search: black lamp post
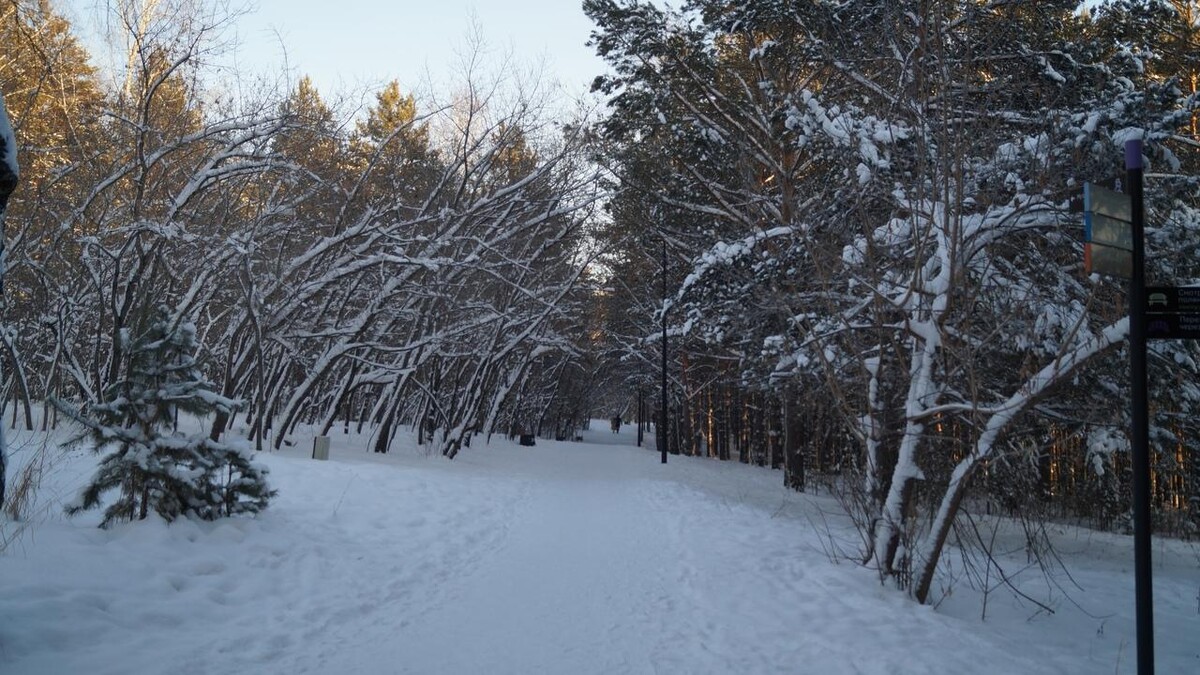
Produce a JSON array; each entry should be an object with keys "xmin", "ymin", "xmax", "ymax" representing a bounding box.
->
[
  {"xmin": 636, "ymin": 387, "xmax": 643, "ymax": 447},
  {"xmin": 660, "ymin": 237, "xmax": 668, "ymax": 464}
]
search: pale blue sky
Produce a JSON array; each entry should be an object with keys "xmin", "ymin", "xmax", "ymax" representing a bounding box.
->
[
  {"xmin": 231, "ymin": 0, "xmax": 606, "ymax": 96},
  {"xmin": 64, "ymin": 0, "xmax": 607, "ymax": 105}
]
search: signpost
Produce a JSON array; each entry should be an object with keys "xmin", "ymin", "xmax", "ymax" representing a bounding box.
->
[
  {"xmin": 1125, "ymin": 140, "xmax": 1154, "ymax": 675},
  {"xmin": 1081, "ymin": 145, "xmax": 1155, "ymax": 675}
]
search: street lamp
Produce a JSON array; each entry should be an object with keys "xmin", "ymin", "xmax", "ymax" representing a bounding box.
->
[
  {"xmin": 660, "ymin": 236, "xmax": 668, "ymax": 464},
  {"xmin": 636, "ymin": 387, "xmax": 643, "ymax": 447}
]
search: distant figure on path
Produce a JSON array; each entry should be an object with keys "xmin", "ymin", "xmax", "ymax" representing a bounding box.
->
[{"xmin": 610, "ymin": 416, "xmax": 621, "ymax": 434}]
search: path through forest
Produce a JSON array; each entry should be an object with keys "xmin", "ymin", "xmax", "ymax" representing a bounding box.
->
[
  {"xmin": 274, "ymin": 426, "xmax": 1085, "ymax": 675},
  {"xmin": 2, "ymin": 424, "xmax": 1195, "ymax": 674}
]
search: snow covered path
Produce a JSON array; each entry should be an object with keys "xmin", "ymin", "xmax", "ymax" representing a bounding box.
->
[
  {"xmin": 2, "ymin": 425, "xmax": 1197, "ymax": 674},
  {"xmin": 340, "ymin": 433, "xmax": 1055, "ymax": 675},
  {"xmin": 326, "ymin": 435, "xmax": 679, "ymax": 674}
]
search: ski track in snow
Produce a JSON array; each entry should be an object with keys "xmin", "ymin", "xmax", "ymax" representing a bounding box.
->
[{"xmin": 1, "ymin": 425, "xmax": 1197, "ymax": 674}]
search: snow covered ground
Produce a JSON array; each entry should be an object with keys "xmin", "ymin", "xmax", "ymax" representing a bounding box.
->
[{"xmin": 1, "ymin": 423, "xmax": 1197, "ymax": 674}]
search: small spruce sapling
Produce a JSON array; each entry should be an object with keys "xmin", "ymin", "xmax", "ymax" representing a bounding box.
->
[{"xmin": 57, "ymin": 306, "xmax": 274, "ymax": 528}]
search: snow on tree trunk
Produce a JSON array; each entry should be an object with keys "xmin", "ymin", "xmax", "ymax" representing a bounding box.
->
[{"xmin": 912, "ymin": 318, "xmax": 1130, "ymax": 603}]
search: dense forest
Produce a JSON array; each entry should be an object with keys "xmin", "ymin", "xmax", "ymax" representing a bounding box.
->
[{"xmin": 0, "ymin": 0, "xmax": 1197, "ymax": 604}]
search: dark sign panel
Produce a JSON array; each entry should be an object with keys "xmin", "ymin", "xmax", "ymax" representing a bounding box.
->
[
  {"xmin": 1145, "ymin": 286, "xmax": 1200, "ymax": 314},
  {"xmin": 1145, "ymin": 313, "xmax": 1200, "ymax": 340}
]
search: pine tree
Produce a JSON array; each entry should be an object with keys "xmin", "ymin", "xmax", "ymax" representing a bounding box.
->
[
  {"xmin": 59, "ymin": 306, "xmax": 274, "ymax": 528},
  {"xmin": 349, "ymin": 80, "xmax": 440, "ymax": 216},
  {"xmin": 273, "ymin": 76, "xmax": 349, "ymax": 231}
]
